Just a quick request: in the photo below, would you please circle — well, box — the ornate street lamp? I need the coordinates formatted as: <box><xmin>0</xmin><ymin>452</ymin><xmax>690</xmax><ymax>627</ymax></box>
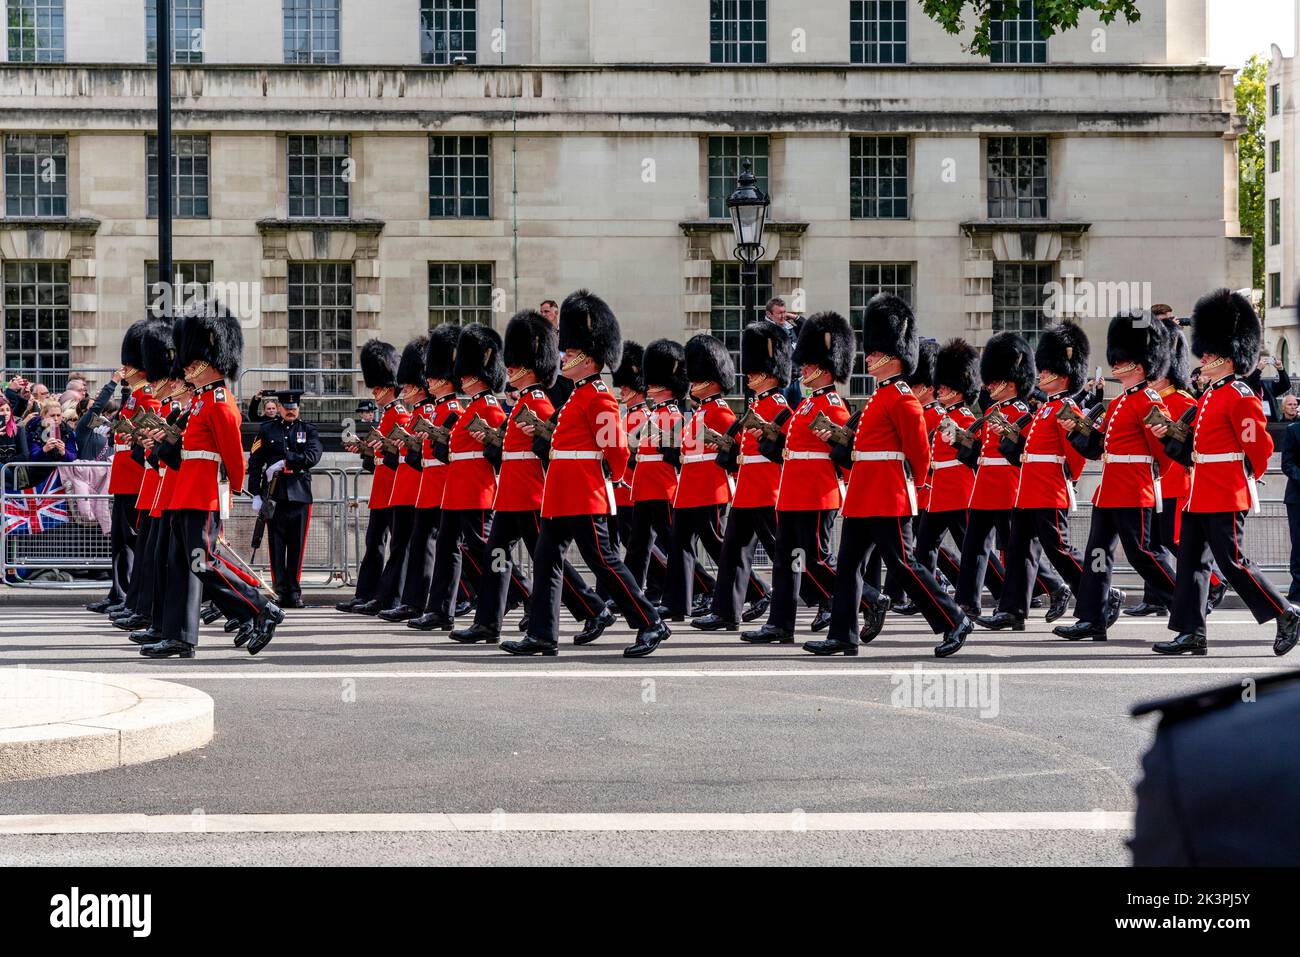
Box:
<box><xmin>727</xmin><ymin>160</ymin><xmax>770</xmax><ymax>326</ymax></box>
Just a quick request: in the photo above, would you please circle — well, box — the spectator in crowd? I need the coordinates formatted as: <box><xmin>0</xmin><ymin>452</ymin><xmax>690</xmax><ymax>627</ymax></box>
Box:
<box><xmin>64</xmin><ymin>392</ymin><xmax>114</xmax><ymax>534</ymax></box>
<box><xmin>1246</xmin><ymin>351</ymin><xmax>1292</xmax><ymax>422</ymax></box>
<box><xmin>25</xmin><ymin>399</ymin><xmax>77</xmax><ymax>485</ymax></box>
<box><xmin>246</xmin><ymin>389</ymin><xmax>281</xmax><ymax>423</ymax></box>
<box><xmin>0</xmin><ymin>396</ymin><xmax>31</xmax><ymax>491</ymax></box>
<box><xmin>59</xmin><ymin>373</ymin><xmax>88</xmax><ymax>406</ymax></box>
<box><xmin>540</xmin><ymin>299</ymin><xmax>559</xmax><ymax>327</ymax></box>
<box><xmin>763</xmin><ymin>297</ymin><xmax>804</xmax><ymax>406</ymax></box>
<box><xmin>4</xmin><ymin>374</ymin><xmax>35</xmax><ymax>419</ymax></box>
<box><xmin>1283</xmin><ymin>393</ymin><xmax>1299</xmax><ymax>422</ymax></box>
<box><xmin>1282</xmin><ymin>414</ymin><xmax>1300</xmax><ymax>603</ymax></box>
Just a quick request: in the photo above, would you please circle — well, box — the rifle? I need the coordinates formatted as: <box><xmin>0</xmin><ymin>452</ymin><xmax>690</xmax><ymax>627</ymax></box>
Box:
<box><xmin>939</xmin><ymin>412</ymin><xmax>988</xmax><ymax>450</ymax></box>
<box><xmin>737</xmin><ymin>407</ymin><xmax>783</xmax><ymax>442</ymax></box>
<box><xmin>1056</xmin><ymin>400</ymin><xmax>1101</xmax><ymax>437</ymax></box>
<box><xmin>251</xmin><ymin>474</ymin><xmax>279</xmax><ymax>552</ymax></box>
<box><xmin>112</xmin><ymin>415</ymin><xmax>139</xmax><ymax>440</ymax></box>
<box><xmin>1143</xmin><ymin>405</ymin><xmax>1192</xmax><ymax>443</ymax></box>
<box><xmin>132</xmin><ymin>409</ymin><xmax>183</xmax><ymax>443</ymax></box>
<box><xmin>365</xmin><ymin>426</ymin><xmax>402</xmax><ymax>454</ymax></box>
<box><xmin>698</xmin><ymin>423</ymin><xmax>736</xmax><ymax>452</ymax></box>
<box><xmin>467</xmin><ymin>413</ymin><xmax>505</xmax><ymax>447</ymax></box>
<box><xmin>410</xmin><ymin>417</ymin><xmax>452</xmax><ymax>446</ymax></box>
<box><xmin>810</xmin><ymin>411</ymin><xmax>854</xmax><ymax>447</ymax></box>
<box><xmin>514</xmin><ymin>405</ymin><xmax>555</xmax><ymax>441</ymax></box>
<box><xmin>390</xmin><ymin>425</ymin><xmax>424</xmax><ymax>452</ymax></box>
<box><xmin>985</xmin><ymin>407</ymin><xmax>1025</xmax><ymax>443</ymax></box>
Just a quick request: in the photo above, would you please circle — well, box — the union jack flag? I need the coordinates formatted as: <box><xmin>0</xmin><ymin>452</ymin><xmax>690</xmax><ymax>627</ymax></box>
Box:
<box><xmin>3</xmin><ymin>472</ymin><xmax>68</xmax><ymax>535</ymax></box>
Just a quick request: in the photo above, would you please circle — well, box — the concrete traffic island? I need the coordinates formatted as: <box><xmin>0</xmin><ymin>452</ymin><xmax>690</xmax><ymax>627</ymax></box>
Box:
<box><xmin>0</xmin><ymin>669</ymin><xmax>213</xmax><ymax>782</ymax></box>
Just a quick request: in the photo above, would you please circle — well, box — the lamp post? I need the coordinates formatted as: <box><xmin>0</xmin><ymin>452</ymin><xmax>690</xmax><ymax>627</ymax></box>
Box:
<box><xmin>726</xmin><ymin>160</ymin><xmax>770</xmax><ymax>327</ymax></box>
<box><xmin>155</xmin><ymin>0</ymin><xmax>173</xmax><ymax>317</ymax></box>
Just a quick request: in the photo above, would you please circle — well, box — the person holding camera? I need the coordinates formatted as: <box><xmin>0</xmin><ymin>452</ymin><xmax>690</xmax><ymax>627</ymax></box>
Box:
<box><xmin>1246</xmin><ymin>351</ymin><xmax>1292</xmax><ymax>423</ymax></box>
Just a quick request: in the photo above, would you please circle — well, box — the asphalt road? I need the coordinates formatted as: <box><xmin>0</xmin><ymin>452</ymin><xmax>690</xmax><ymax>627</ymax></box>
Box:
<box><xmin>1</xmin><ymin>601</ymin><xmax>1293</xmax><ymax>866</ymax></box>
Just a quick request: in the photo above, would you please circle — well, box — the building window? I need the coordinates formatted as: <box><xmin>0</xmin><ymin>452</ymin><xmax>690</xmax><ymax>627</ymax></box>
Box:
<box><xmin>288</xmin><ymin>262</ymin><xmax>353</xmax><ymax>395</ymax></box>
<box><xmin>987</xmin><ymin>135</ymin><xmax>1048</xmax><ymax>219</ymax></box>
<box><xmin>708</xmin><ymin>135</ymin><xmax>769</xmax><ymax>219</ymax></box>
<box><xmin>1271</xmin><ymin>83</ymin><xmax>1282</xmax><ymax>117</ymax></box>
<box><xmin>709</xmin><ymin>0</ymin><xmax>767</xmax><ymax>64</ymax></box>
<box><xmin>428</xmin><ymin>262</ymin><xmax>494</xmax><ymax>326</ymax></box>
<box><xmin>1269</xmin><ymin>272</ymin><xmax>1282</xmax><ymax>310</ymax></box>
<box><xmin>849</xmin><ymin>263</ymin><xmax>914</xmax><ymax>396</ymax></box>
<box><xmin>283</xmin><ymin>0</ymin><xmax>340</xmax><ymax>65</ymax></box>
<box><xmin>428</xmin><ymin>135</ymin><xmax>490</xmax><ymax>218</ymax></box>
<box><xmin>145</xmin><ymin>261</ymin><xmax>213</xmax><ymax>320</ymax></box>
<box><xmin>421</xmin><ymin>0</ymin><xmax>476</xmax><ymax>64</ymax></box>
<box><xmin>989</xmin><ymin>0</ymin><xmax>1046</xmax><ymax>64</ymax></box>
<box><xmin>146</xmin><ymin>0</ymin><xmax>203</xmax><ymax>63</ymax></box>
<box><xmin>5</xmin><ymin>0</ymin><xmax>64</xmax><ymax>62</ymax></box>
<box><xmin>1272</xmin><ymin>139</ymin><xmax>1282</xmax><ymax>174</ymax></box>
<box><xmin>710</xmin><ymin>261</ymin><xmax>773</xmax><ymax>396</ymax></box>
<box><xmin>3</xmin><ymin>134</ymin><xmax>67</xmax><ymax>218</ymax></box>
<box><xmin>850</xmin><ymin>1</ymin><xmax>907</xmax><ymax>65</ymax></box>
<box><xmin>146</xmin><ymin>134</ymin><xmax>209</xmax><ymax>219</ymax></box>
<box><xmin>2</xmin><ymin>261</ymin><xmax>69</xmax><ymax>385</ymax></box>
<box><xmin>851</xmin><ymin>136</ymin><xmax>909</xmax><ymax>220</ymax></box>
<box><xmin>1271</xmin><ymin>198</ymin><xmax>1282</xmax><ymax>246</ymax></box>
<box><xmin>992</xmin><ymin>262</ymin><xmax>1053</xmax><ymax>343</ymax></box>
<box><xmin>288</xmin><ymin>135</ymin><xmax>350</xmax><ymax>219</ymax></box>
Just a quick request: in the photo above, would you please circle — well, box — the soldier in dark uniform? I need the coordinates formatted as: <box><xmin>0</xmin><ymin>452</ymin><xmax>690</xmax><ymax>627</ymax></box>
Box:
<box><xmin>247</xmin><ymin>390</ymin><xmax>323</xmax><ymax>609</ymax></box>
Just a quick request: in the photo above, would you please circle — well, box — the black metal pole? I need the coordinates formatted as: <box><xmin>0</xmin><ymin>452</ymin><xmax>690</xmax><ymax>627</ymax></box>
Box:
<box><xmin>156</xmin><ymin>0</ymin><xmax>173</xmax><ymax>315</ymax></box>
<box><xmin>741</xmin><ymin>261</ymin><xmax>758</xmax><ymax>327</ymax></box>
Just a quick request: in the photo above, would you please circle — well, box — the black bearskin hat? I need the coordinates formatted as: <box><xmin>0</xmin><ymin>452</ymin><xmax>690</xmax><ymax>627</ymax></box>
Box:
<box><xmin>644</xmin><ymin>338</ymin><xmax>688</xmax><ymax>399</ymax></box>
<box><xmin>1034</xmin><ymin>320</ymin><xmax>1090</xmax><ymax>393</ymax></box>
<box><xmin>360</xmin><ymin>339</ymin><xmax>399</xmax><ymax>390</ymax></box>
<box><xmin>612</xmin><ymin>341</ymin><xmax>645</xmax><ymax>392</ymax></box>
<box><xmin>863</xmin><ymin>294</ymin><xmax>920</xmax><ymax>376</ymax></box>
<box><xmin>1106</xmin><ymin>311</ymin><xmax>1171</xmax><ymax>379</ymax></box>
<box><xmin>139</xmin><ymin>319</ymin><xmax>175</xmax><ymax>382</ymax></box>
<box><xmin>685</xmin><ymin>333</ymin><xmax>734</xmax><ymax>389</ymax></box>
<box><xmin>1162</xmin><ymin>319</ymin><xmax>1192</xmax><ymax>392</ymax></box>
<box><xmin>424</xmin><ymin>323</ymin><xmax>460</xmax><ymax>384</ymax></box>
<box><xmin>907</xmin><ymin>338</ymin><xmax>938</xmax><ymax>389</ymax></box>
<box><xmin>454</xmin><ymin>323</ymin><xmax>507</xmax><ymax>393</ymax></box>
<box><xmin>503</xmin><ymin>310</ymin><xmax>560</xmax><ymax>388</ymax></box>
<box><xmin>980</xmin><ymin>332</ymin><xmax>1036</xmax><ymax>398</ymax></box>
<box><xmin>741</xmin><ymin>321</ymin><xmax>791</xmax><ymax>387</ymax></box>
<box><xmin>397</xmin><ymin>335</ymin><xmax>430</xmax><ymax>389</ymax></box>
<box><xmin>935</xmin><ymin>339</ymin><xmax>981</xmax><ymax>405</ymax></box>
<box><xmin>121</xmin><ymin>319</ymin><xmax>149</xmax><ymax>370</ymax></box>
<box><xmin>558</xmin><ymin>288</ymin><xmax>622</xmax><ymax>371</ymax></box>
<box><xmin>175</xmin><ymin>299</ymin><xmax>243</xmax><ymax>380</ymax></box>
<box><xmin>793</xmin><ymin>311</ymin><xmax>854</xmax><ymax>382</ymax></box>
<box><xmin>1191</xmin><ymin>288</ymin><xmax>1262</xmax><ymax>373</ymax></box>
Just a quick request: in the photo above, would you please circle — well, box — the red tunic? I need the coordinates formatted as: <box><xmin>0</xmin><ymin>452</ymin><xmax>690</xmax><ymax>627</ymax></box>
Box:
<box><xmin>630</xmin><ymin>399</ymin><xmax>682</xmax><ymax>503</ymax></box>
<box><xmin>171</xmin><ymin>381</ymin><xmax>245</xmax><ymax>513</ymax></box>
<box><xmin>674</xmin><ymin>394</ymin><xmax>735</xmax><ymax>509</ymax></box>
<box><xmin>415</xmin><ymin>394</ymin><xmax>462</xmax><ymax>509</ymax></box>
<box><xmin>388</xmin><ymin>398</ymin><xmax>426</xmax><ymax>508</ymax></box>
<box><xmin>1187</xmin><ymin>376</ymin><xmax>1272</xmax><ymax>514</ymax></box>
<box><xmin>732</xmin><ymin>388</ymin><xmax>788</xmax><ymax>510</ymax></box>
<box><xmin>367</xmin><ymin>399</ymin><xmax>410</xmax><ymax>510</ymax></box>
<box><xmin>141</xmin><ymin>395</ymin><xmax>185</xmax><ymax>517</ymax></box>
<box><xmin>1014</xmin><ymin>392</ymin><xmax>1086</xmax><ymax>510</ymax></box>
<box><xmin>493</xmin><ymin>387</ymin><xmax>553</xmax><ymax>512</ymax></box>
<box><xmin>154</xmin><ymin>396</ymin><xmax>193</xmax><ymax>516</ymax></box>
<box><xmin>108</xmin><ymin>384</ymin><xmax>158</xmax><ymax>495</ymax></box>
<box><xmin>968</xmin><ymin>398</ymin><xmax>1031</xmax><ymax>511</ymax></box>
<box><xmin>1157</xmin><ymin>386</ymin><xmax>1197</xmax><ymax>502</ymax></box>
<box><xmin>915</xmin><ymin>401</ymin><xmax>944</xmax><ymax>512</ymax></box>
<box><xmin>777</xmin><ymin>385</ymin><xmax>849</xmax><ymax>512</ymax></box>
<box><xmin>928</xmin><ymin>402</ymin><xmax>976</xmax><ymax>514</ymax></box>
<box><xmin>442</xmin><ymin>391</ymin><xmax>506</xmax><ymax>511</ymax></box>
<box><xmin>842</xmin><ymin>377</ymin><xmax>931</xmax><ymax>519</ymax></box>
<box><xmin>1092</xmin><ymin>383</ymin><xmax>1171</xmax><ymax>509</ymax></box>
<box><xmin>614</xmin><ymin>403</ymin><xmax>647</xmax><ymax>508</ymax></box>
<box><xmin>541</xmin><ymin>374</ymin><xmax>629</xmax><ymax>518</ymax></box>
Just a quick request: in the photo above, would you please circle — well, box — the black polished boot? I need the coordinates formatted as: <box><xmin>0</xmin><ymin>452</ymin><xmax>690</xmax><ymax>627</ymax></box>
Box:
<box><xmin>1152</xmin><ymin>632</ymin><xmax>1207</xmax><ymax>656</ymax></box>
<box><xmin>200</xmin><ymin>601</ymin><xmax>222</xmax><ymax>625</ymax></box>
<box><xmin>283</xmin><ymin>594</ymin><xmax>305</xmax><ymax>610</ymax></box>
<box><xmin>624</xmin><ymin>621</ymin><xmax>671</xmax><ymax>658</ymax></box>
<box><xmin>454</xmin><ymin>600</ymin><xmax>473</xmax><ymax>618</ymax></box>
<box><xmin>974</xmin><ymin>612</ymin><xmax>1025</xmax><ymax>632</ymax></box>
<box><xmin>245</xmin><ymin>604</ymin><xmax>285</xmax><ymax>656</ymax></box>
<box><xmin>891</xmin><ymin>600</ymin><xmax>919</xmax><ymax>617</ymax></box>
<box><xmin>741</xmin><ymin>594</ymin><xmax>770</xmax><ymax>623</ymax></box>
<box><xmin>448</xmin><ymin>623</ymin><xmax>500</xmax><ymax>644</ymax></box>
<box><xmin>574</xmin><ymin>607</ymin><xmax>617</xmax><ymax>645</ymax></box>
<box><xmin>225</xmin><ymin>617</ymin><xmax>247</xmax><ymax>635</ymax></box>
<box><xmin>690</xmin><ymin>614</ymin><xmax>737</xmax><ymax>632</ymax></box>
<box><xmin>1045</xmin><ymin>586</ymin><xmax>1073</xmax><ymax>624</ymax></box>
<box><xmin>500</xmin><ymin>635</ymin><xmax>558</xmax><ymax>656</ymax></box>
<box><xmin>87</xmin><ymin>597</ymin><xmax>115</xmax><ymax>614</ymax></box>
<box><xmin>1123</xmin><ymin>602</ymin><xmax>1168</xmax><ymax>618</ymax></box>
<box><xmin>691</xmin><ymin>594</ymin><xmax>711</xmax><ymax>617</ymax></box>
<box><xmin>128</xmin><ymin>627</ymin><xmax>163</xmax><ymax>645</ymax></box>
<box><xmin>740</xmin><ymin>623</ymin><xmax>794</xmax><ymax>644</ymax></box>
<box><xmin>335</xmin><ymin>597</ymin><xmax>361</xmax><ymax>613</ymax></box>
<box><xmin>859</xmin><ymin>597</ymin><xmax>891</xmax><ymax>644</ymax></box>
<box><xmin>408</xmin><ymin>611</ymin><xmax>453</xmax><ymax>632</ymax></box>
<box><xmin>802</xmin><ymin>637</ymin><xmax>858</xmax><ymax>657</ymax></box>
<box><xmin>1206</xmin><ymin>581</ymin><xmax>1228</xmax><ymax>614</ymax></box>
<box><xmin>934</xmin><ymin>617</ymin><xmax>974</xmax><ymax>658</ymax></box>
<box><xmin>352</xmin><ymin>599</ymin><xmax>382</xmax><ymax>616</ymax></box>
<box><xmin>1274</xmin><ymin>607</ymin><xmax>1300</xmax><ymax>657</ymax></box>
<box><xmin>1054</xmin><ymin>620</ymin><xmax>1107</xmax><ymax>642</ymax></box>
<box><xmin>113</xmin><ymin>613</ymin><xmax>151</xmax><ymax>632</ymax></box>
<box><xmin>1103</xmin><ymin>589</ymin><xmax>1126</xmax><ymax>628</ymax></box>
<box><xmin>140</xmin><ymin>638</ymin><xmax>195</xmax><ymax>659</ymax></box>
<box><xmin>810</xmin><ymin>606</ymin><xmax>833</xmax><ymax>632</ymax></box>
<box><xmin>378</xmin><ymin>604</ymin><xmax>422</xmax><ymax>622</ymax></box>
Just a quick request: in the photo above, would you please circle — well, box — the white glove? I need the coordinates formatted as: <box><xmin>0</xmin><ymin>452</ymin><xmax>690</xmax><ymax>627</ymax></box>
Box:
<box><xmin>251</xmin><ymin>495</ymin><xmax>263</xmax><ymax>513</ymax></box>
<box><xmin>265</xmin><ymin>459</ymin><xmax>286</xmax><ymax>480</ymax></box>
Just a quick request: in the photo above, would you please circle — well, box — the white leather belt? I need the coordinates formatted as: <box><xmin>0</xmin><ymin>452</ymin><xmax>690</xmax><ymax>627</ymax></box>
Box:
<box><xmin>637</xmin><ymin>454</ymin><xmax>665</xmax><ymax>462</ymax></box>
<box><xmin>852</xmin><ymin>451</ymin><xmax>905</xmax><ymax>462</ymax></box>
<box><xmin>1192</xmin><ymin>452</ymin><xmax>1244</xmax><ymax>464</ymax></box>
<box><xmin>180</xmin><ymin>450</ymin><xmax>221</xmax><ymax>463</ymax></box>
<box><xmin>979</xmin><ymin>456</ymin><xmax>1013</xmax><ymax>466</ymax></box>
<box><xmin>420</xmin><ymin>458</ymin><xmax>445</xmax><ymax>468</ymax></box>
<box><xmin>501</xmin><ymin>451</ymin><xmax>538</xmax><ymax>461</ymax></box>
<box><xmin>738</xmin><ymin>455</ymin><xmax>774</xmax><ymax>466</ymax></box>
<box><xmin>449</xmin><ymin>451</ymin><xmax>485</xmax><ymax>462</ymax></box>
<box><xmin>114</xmin><ymin>442</ymin><xmax>133</xmax><ymax>453</ymax></box>
<box><xmin>1104</xmin><ymin>454</ymin><xmax>1153</xmax><ymax>464</ymax></box>
<box><xmin>682</xmin><ymin>453</ymin><xmax>715</xmax><ymax>464</ymax></box>
<box><xmin>785</xmin><ymin>451</ymin><xmax>831</xmax><ymax>461</ymax></box>
<box><xmin>931</xmin><ymin>459</ymin><xmax>963</xmax><ymax>470</ymax></box>
<box><xmin>551</xmin><ymin>450</ymin><xmax>604</xmax><ymax>461</ymax></box>
<box><xmin>1022</xmin><ymin>454</ymin><xmax>1066</xmax><ymax>464</ymax></box>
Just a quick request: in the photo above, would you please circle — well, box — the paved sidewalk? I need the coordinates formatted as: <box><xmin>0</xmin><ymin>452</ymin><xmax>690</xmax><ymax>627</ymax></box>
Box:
<box><xmin>0</xmin><ymin>669</ymin><xmax>213</xmax><ymax>782</ymax></box>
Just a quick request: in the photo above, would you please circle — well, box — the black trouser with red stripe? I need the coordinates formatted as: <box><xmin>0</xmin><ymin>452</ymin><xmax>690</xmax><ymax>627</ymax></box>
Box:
<box><xmin>609</xmin><ymin>509</ymin><xmax>668</xmax><ymax>603</ymax></box>
<box><xmin>956</xmin><ymin>508</ymin><xmax>1064</xmax><ymax>610</ymax></box>
<box><xmin>914</xmin><ymin>509</ymin><xmax>974</xmax><ymax>590</ymax></box>
<box><xmin>398</xmin><ymin>506</ymin><xmax>476</xmax><ymax>611</ymax></box>
<box><xmin>1074</xmin><ymin>506</ymin><xmax>1176</xmax><ymax>625</ymax></box>
<box><xmin>1142</xmin><ymin>496</ymin><xmax>1223</xmax><ymax>605</ymax></box>
<box><xmin>666</xmin><ymin>503</ymin><xmax>767</xmax><ymax>618</ymax></box>
<box><xmin>122</xmin><ymin>512</ymin><xmax>157</xmax><ymax>616</ymax></box>
<box><xmin>529</xmin><ymin>514</ymin><xmax>660</xmax><ymax>643</ymax></box>
<box><xmin>268</xmin><ymin>500</ymin><xmax>311</xmax><ymax>603</ymax></box>
<box><xmin>624</xmin><ymin>500</ymin><xmax>676</xmax><ymax>595</ymax></box>
<box><xmin>375</xmin><ymin>504</ymin><xmax>417</xmax><ymax>609</ymax></box>
<box><xmin>108</xmin><ymin>492</ymin><xmax>139</xmax><ymax>602</ymax></box>
<box><xmin>767</xmin><ymin>508</ymin><xmax>844</xmax><ymax>633</ymax></box>
<box><xmin>1169</xmin><ymin>511</ymin><xmax>1292</xmax><ymax>639</ymax></box>
<box><xmin>998</xmin><ymin>507</ymin><xmax>1085</xmax><ymax>618</ymax></box>
<box><xmin>425</xmin><ymin>507</ymin><xmax>526</xmax><ymax>620</ymax></box>
<box><xmin>353</xmin><ymin>507</ymin><xmax>392</xmax><ymax>602</ymax></box>
<box><xmin>474</xmin><ymin>508</ymin><xmax>604</xmax><ymax>632</ymax></box>
<box><xmin>830</xmin><ymin>516</ymin><xmax>964</xmax><ymax>643</ymax></box>
<box><xmin>161</xmin><ymin>509</ymin><xmax>268</xmax><ymax>646</ymax></box>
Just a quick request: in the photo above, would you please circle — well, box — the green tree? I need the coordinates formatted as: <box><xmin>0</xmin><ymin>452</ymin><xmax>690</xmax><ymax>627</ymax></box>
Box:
<box><xmin>919</xmin><ymin>0</ymin><xmax>1141</xmax><ymax>56</ymax></box>
<box><xmin>1235</xmin><ymin>53</ymin><xmax>1268</xmax><ymax>298</ymax></box>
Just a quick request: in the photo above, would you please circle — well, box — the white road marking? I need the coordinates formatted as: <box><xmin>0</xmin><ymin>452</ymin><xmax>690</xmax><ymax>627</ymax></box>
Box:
<box><xmin>0</xmin><ymin>811</ymin><xmax>1134</xmax><ymax>834</ymax></box>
